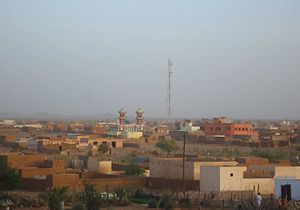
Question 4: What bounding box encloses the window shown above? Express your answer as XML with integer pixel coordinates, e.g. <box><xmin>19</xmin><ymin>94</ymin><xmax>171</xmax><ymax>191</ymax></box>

<box><xmin>230</xmin><ymin>173</ymin><xmax>233</xmax><ymax>177</ymax></box>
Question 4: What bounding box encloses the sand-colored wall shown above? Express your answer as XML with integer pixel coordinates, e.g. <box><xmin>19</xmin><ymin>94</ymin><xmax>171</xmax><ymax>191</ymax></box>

<box><xmin>201</xmin><ymin>166</ymin><xmax>276</xmax><ymax>195</ymax></box>
<box><xmin>242</xmin><ymin>178</ymin><xmax>274</xmax><ymax>194</ymax></box>
<box><xmin>150</xmin><ymin>158</ymin><xmax>185</xmax><ymax>180</ymax></box>
<box><xmin>113</xmin><ymin>141</ymin><xmax>123</xmax><ymax>148</ymax></box>
<box><xmin>150</xmin><ymin>158</ymin><xmax>238</xmax><ymax>180</ymax></box>
<box><xmin>87</xmin><ymin>157</ymin><xmax>99</xmax><ymax>172</ymax></box>
<box><xmin>194</xmin><ymin>161</ymin><xmax>238</xmax><ymax>180</ymax></box>
<box><xmin>19</xmin><ymin>167</ymin><xmax>64</xmax><ymax>178</ymax></box>
<box><xmin>274</xmin><ymin>166</ymin><xmax>300</xmax><ymax>178</ymax></box>
<box><xmin>123</xmin><ymin>132</ymin><xmax>143</xmax><ymax>139</ymax></box>
<box><xmin>85</xmin><ymin>177</ymin><xmax>147</xmax><ymax>191</ymax></box>
<box><xmin>52</xmin><ymin>173</ymin><xmax>81</xmax><ymax>189</ymax></box>
<box><xmin>87</xmin><ymin>158</ymin><xmax>112</xmax><ymax>173</ymax></box>
<box><xmin>149</xmin><ymin>177</ymin><xmax>200</xmax><ymax>191</ymax></box>
<box><xmin>150</xmin><ymin>158</ymin><xmax>199</xmax><ymax>180</ymax></box>
<box><xmin>0</xmin><ymin>153</ymin><xmax>46</xmax><ymax>168</ymax></box>
<box><xmin>99</xmin><ymin>161</ymin><xmax>112</xmax><ymax>174</ymax></box>
<box><xmin>219</xmin><ymin>166</ymin><xmax>246</xmax><ymax>191</ymax></box>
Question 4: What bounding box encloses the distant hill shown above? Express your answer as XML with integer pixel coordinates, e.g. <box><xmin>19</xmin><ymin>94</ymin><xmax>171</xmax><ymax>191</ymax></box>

<box><xmin>0</xmin><ymin>112</ymin><xmax>118</xmax><ymax>120</ymax></box>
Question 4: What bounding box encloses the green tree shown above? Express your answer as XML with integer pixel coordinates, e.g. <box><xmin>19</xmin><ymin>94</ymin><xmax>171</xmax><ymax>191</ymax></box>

<box><xmin>160</xmin><ymin>191</ymin><xmax>177</xmax><ymax>210</ymax></box>
<box><xmin>156</xmin><ymin>139</ymin><xmax>179</xmax><ymax>157</ymax></box>
<box><xmin>0</xmin><ymin>158</ymin><xmax>21</xmax><ymax>191</ymax></box>
<box><xmin>125</xmin><ymin>164</ymin><xmax>145</xmax><ymax>176</ymax></box>
<box><xmin>72</xmin><ymin>202</ymin><xmax>86</xmax><ymax>210</ymax></box>
<box><xmin>122</xmin><ymin>153</ymin><xmax>145</xmax><ymax>176</ymax></box>
<box><xmin>40</xmin><ymin>187</ymin><xmax>69</xmax><ymax>210</ymax></box>
<box><xmin>115</xmin><ymin>188</ymin><xmax>130</xmax><ymax>206</ymax></box>
<box><xmin>121</xmin><ymin>153</ymin><xmax>138</xmax><ymax>164</ymax></box>
<box><xmin>81</xmin><ymin>184</ymin><xmax>102</xmax><ymax>210</ymax></box>
<box><xmin>251</xmin><ymin>149</ymin><xmax>287</xmax><ymax>163</ymax></box>
<box><xmin>98</xmin><ymin>143</ymin><xmax>109</xmax><ymax>155</ymax></box>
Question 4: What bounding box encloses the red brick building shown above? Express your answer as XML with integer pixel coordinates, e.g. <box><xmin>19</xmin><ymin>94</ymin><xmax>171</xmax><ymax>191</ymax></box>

<box><xmin>200</xmin><ymin>117</ymin><xmax>255</xmax><ymax>138</ymax></box>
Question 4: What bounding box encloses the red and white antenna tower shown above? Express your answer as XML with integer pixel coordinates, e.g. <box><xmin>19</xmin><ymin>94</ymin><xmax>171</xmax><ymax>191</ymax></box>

<box><xmin>167</xmin><ymin>59</ymin><xmax>173</xmax><ymax>123</ymax></box>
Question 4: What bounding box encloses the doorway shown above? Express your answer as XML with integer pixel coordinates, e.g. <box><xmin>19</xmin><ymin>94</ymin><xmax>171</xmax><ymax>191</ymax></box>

<box><xmin>112</xmin><ymin>141</ymin><xmax>116</xmax><ymax>148</ymax></box>
<box><xmin>281</xmin><ymin>184</ymin><xmax>291</xmax><ymax>201</ymax></box>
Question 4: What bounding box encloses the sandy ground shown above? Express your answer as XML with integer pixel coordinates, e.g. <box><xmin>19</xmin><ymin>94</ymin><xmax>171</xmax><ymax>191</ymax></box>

<box><xmin>109</xmin><ymin>140</ymin><xmax>254</xmax><ymax>162</ymax></box>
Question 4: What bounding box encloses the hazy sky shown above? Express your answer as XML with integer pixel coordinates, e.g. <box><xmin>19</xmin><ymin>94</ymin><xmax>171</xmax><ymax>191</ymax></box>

<box><xmin>0</xmin><ymin>1</ymin><xmax>299</xmax><ymax>119</ymax></box>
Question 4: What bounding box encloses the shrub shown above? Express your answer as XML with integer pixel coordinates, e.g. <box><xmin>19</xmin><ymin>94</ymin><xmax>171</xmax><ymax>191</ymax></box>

<box><xmin>160</xmin><ymin>191</ymin><xmax>177</xmax><ymax>210</ymax></box>
<box><xmin>19</xmin><ymin>197</ymin><xmax>32</xmax><ymax>207</ymax></box>
<box><xmin>72</xmin><ymin>202</ymin><xmax>86</xmax><ymax>210</ymax></box>
<box><xmin>156</xmin><ymin>139</ymin><xmax>179</xmax><ymax>157</ymax></box>
<box><xmin>122</xmin><ymin>153</ymin><xmax>145</xmax><ymax>176</ymax></box>
<box><xmin>81</xmin><ymin>184</ymin><xmax>102</xmax><ymax>210</ymax></box>
<box><xmin>98</xmin><ymin>143</ymin><xmax>109</xmax><ymax>155</ymax></box>
<box><xmin>251</xmin><ymin>149</ymin><xmax>287</xmax><ymax>162</ymax></box>
<box><xmin>0</xmin><ymin>158</ymin><xmax>21</xmax><ymax>191</ymax></box>
<box><xmin>115</xmin><ymin>188</ymin><xmax>130</xmax><ymax>206</ymax></box>
<box><xmin>39</xmin><ymin>187</ymin><xmax>69</xmax><ymax>210</ymax></box>
<box><xmin>148</xmin><ymin>199</ymin><xmax>159</xmax><ymax>208</ymax></box>
<box><xmin>0</xmin><ymin>192</ymin><xmax>15</xmax><ymax>210</ymax></box>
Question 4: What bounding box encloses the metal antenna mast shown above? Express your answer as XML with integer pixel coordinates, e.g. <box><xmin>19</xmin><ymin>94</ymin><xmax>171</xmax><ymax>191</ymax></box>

<box><xmin>167</xmin><ymin>59</ymin><xmax>173</xmax><ymax>123</ymax></box>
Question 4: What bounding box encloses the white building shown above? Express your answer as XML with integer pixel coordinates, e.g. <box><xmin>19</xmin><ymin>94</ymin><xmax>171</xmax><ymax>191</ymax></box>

<box><xmin>200</xmin><ymin>165</ymin><xmax>300</xmax><ymax>195</ymax></box>
<box><xmin>15</xmin><ymin>123</ymin><xmax>43</xmax><ymax>129</ymax></box>
<box><xmin>180</xmin><ymin>120</ymin><xmax>200</xmax><ymax>132</ymax></box>
<box><xmin>0</xmin><ymin>120</ymin><xmax>16</xmax><ymax>125</ymax></box>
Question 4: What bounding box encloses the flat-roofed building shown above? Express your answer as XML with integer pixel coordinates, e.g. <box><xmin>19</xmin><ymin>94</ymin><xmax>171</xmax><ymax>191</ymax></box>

<box><xmin>201</xmin><ymin>166</ymin><xmax>247</xmax><ymax>192</ymax></box>
<box><xmin>150</xmin><ymin>157</ymin><xmax>238</xmax><ymax>180</ymax></box>
<box><xmin>87</xmin><ymin>157</ymin><xmax>112</xmax><ymax>174</ymax></box>
<box><xmin>200</xmin><ymin>165</ymin><xmax>300</xmax><ymax>195</ymax></box>
<box><xmin>200</xmin><ymin>117</ymin><xmax>257</xmax><ymax>139</ymax></box>
<box><xmin>0</xmin><ymin>153</ymin><xmax>46</xmax><ymax>168</ymax></box>
<box><xmin>275</xmin><ymin>178</ymin><xmax>300</xmax><ymax>200</ymax></box>
<box><xmin>77</xmin><ymin>136</ymin><xmax>123</xmax><ymax>149</ymax></box>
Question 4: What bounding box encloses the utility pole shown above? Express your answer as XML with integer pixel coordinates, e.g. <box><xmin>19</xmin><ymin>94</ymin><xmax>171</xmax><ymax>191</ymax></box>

<box><xmin>183</xmin><ymin>133</ymin><xmax>186</xmax><ymax>198</ymax></box>
<box><xmin>167</xmin><ymin>59</ymin><xmax>173</xmax><ymax>124</ymax></box>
